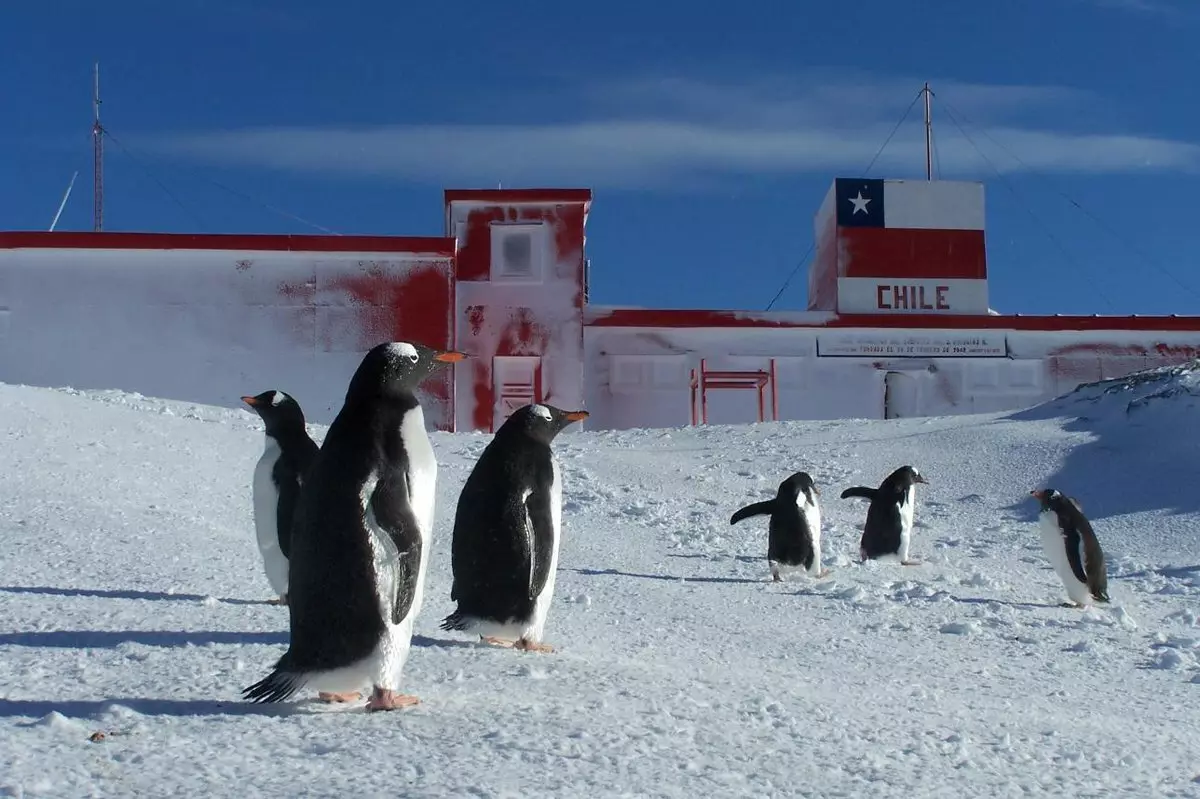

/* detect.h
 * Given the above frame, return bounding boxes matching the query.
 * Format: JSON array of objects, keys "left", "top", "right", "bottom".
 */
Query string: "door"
[
  {"left": 492, "top": 356, "right": 542, "bottom": 431},
  {"left": 884, "top": 371, "right": 920, "bottom": 419}
]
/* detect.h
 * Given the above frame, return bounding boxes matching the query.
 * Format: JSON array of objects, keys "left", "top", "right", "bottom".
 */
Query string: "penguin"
[
  {"left": 440, "top": 403, "right": 589, "bottom": 653},
  {"left": 243, "top": 340, "right": 465, "bottom": 711},
  {"left": 841, "top": 465, "right": 928, "bottom": 565},
  {"left": 241, "top": 390, "right": 319, "bottom": 606},
  {"left": 1030, "top": 488, "right": 1109, "bottom": 607},
  {"left": 729, "top": 471, "right": 826, "bottom": 581}
]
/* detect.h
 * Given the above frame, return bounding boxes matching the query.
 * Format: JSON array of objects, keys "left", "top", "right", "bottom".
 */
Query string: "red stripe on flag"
[{"left": 839, "top": 227, "right": 986, "bottom": 280}]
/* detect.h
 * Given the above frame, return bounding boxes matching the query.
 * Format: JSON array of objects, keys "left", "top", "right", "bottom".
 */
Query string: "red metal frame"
[{"left": 689, "top": 358, "right": 779, "bottom": 425}]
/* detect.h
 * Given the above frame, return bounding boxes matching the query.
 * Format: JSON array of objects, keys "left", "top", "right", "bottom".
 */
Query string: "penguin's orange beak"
[
  {"left": 1030, "top": 489, "right": 1044, "bottom": 500},
  {"left": 241, "top": 395, "right": 260, "bottom": 407},
  {"left": 565, "top": 410, "right": 590, "bottom": 422},
  {"left": 434, "top": 350, "right": 467, "bottom": 363}
]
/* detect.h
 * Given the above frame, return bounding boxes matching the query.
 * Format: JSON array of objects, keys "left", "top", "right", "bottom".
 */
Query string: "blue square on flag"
[{"left": 835, "top": 178, "right": 884, "bottom": 228}]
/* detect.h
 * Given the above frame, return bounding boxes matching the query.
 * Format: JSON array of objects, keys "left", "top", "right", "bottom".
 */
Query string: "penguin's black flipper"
[
  {"left": 730, "top": 500, "right": 776, "bottom": 525},
  {"left": 840, "top": 486, "right": 878, "bottom": 501},
  {"left": 274, "top": 464, "right": 301, "bottom": 560},
  {"left": 368, "top": 471, "right": 422, "bottom": 625}
]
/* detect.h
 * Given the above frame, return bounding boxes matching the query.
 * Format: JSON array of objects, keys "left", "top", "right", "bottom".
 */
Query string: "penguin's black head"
[
  {"left": 892, "top": 465, "right": 928, "bottom": 489},
  {"left": 780, "top": 471, "right": 820, "bottom": 504},
  {"left": 1031, "top": 488, "right": 1060, "bottom": 511},
  {"left": 346, "top": 340, "right": 466, "bottom": 401},
  {"left": 501, "top": 403, "right": 589, "bottom": 444},
  {"left": 241, "top": 390, "right": 306, "bottom": 436}
]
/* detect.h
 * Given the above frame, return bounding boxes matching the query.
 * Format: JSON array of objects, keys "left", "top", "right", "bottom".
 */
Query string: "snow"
[{"left": 2, "top": 367, "right": 1199, "bottom": 797}]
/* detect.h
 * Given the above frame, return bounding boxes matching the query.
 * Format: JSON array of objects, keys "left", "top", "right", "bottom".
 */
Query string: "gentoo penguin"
[
  {"left": 440, "top": 403, "right": 589, "bottom": 653},
  {"left": 241, "top": 390, "right": 319, "bottom": 606},
  {"left": 1031, "top": 488, "right": 1109, "bottom": 607},
  {"left": 729, "top": 471, "right": 826, "bottom": 581},
  {"left": 841, "top": 465, "right": 928, "bottom": 565},
  {"left": 243, "top": 340, "right": 465, "bottom": 711}
]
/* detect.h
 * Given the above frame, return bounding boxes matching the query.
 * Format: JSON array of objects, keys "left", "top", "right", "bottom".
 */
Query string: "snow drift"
[{"left": 0, "top": 378, "right": 1198, "bottom": 797}]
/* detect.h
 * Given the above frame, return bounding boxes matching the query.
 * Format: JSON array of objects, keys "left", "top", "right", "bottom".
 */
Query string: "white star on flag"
[{"left": 849, "top": 191, "right": 871, "bottom": 215}]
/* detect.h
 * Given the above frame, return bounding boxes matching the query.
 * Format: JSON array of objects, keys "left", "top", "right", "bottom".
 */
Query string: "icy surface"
[{"left": 1, "top": 377, "right": 1199, "bottom": 797}]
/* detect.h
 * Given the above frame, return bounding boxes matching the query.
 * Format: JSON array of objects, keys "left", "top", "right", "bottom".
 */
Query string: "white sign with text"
[{"left": 817, "top": 331, "right": 1007, "bottom": 358}]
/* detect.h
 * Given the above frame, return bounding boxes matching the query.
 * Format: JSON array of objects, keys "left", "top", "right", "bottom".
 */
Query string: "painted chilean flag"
[{"left": 808, "top": 177, "right": 989, "bottom": 315}]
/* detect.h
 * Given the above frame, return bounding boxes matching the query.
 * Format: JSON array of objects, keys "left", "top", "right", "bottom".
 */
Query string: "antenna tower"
[
  {"left": 923, "top": 81, "right": 934, "bottom": 181},
  {"left": 92, "top": 62, "right": 104, "bottom": 231}
]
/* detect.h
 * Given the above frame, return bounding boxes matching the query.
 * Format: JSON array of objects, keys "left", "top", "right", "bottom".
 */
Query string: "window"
[{"left": 490, "top": 223, "right": 545, "bottom": 281}]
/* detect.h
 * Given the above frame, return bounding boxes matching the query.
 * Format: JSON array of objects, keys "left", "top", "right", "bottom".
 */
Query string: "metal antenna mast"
[
  {"left": 92, "top": 61, "right": 104, "bottom": 231},
  {"left": 923, "top": 81, "right": 934, "bottom": 181}
]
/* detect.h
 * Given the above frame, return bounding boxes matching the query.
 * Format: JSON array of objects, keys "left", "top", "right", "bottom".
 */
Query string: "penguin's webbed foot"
[
  {"left": 901, "top": 559, "right": 922, "bottom": 566},
  {"left": 815, "top": 568, "right": 831, "bottom": 578},
  {"left": 317, "top": 691, "right": 362, "bottom": 703},
  {"left": 514, "top": 638, "right": 555, "bottom": 653},
  {"left": 266, "top": 594, "right": 288, "bottom": 606},
  {"left": 481, "top": 636, "right": 516, "bottom": 648},
  {"left": 366, "top": 687, "right": 420, "bottom": 711}
]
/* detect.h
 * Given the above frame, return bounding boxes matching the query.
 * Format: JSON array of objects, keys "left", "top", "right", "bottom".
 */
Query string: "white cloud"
[{"left": 139, "top": 73, "right": 1200, "bottom": 190}]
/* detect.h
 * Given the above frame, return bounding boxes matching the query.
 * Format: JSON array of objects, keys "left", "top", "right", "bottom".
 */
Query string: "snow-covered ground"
[{"left": 2, "top": 367, "right": 1199, "bottom": 798}]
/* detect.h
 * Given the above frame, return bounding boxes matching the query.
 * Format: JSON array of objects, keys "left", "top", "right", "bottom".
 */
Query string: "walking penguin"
[
  {"left": 841, "top": 465, "right": 928, "bottom": 565},
  {"left": 729, "top": 471, "right": 826, "bottom": 580},
  {"left": 1031, "top": 488, "right": 1109, "bottom": 607},
  {"left": 243, "top": 340, "right": 465, "bottom": 710},
  {"left": 441, "top": 403, "right": 589, "bottom": 653},
  {"left": 242, "top": 390, "right": 319, "bottom": 606}
]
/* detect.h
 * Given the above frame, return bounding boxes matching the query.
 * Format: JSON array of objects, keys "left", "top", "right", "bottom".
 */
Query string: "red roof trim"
[
  {"left": 0, "top": 231, "right": 457, "bottom": 256},
  {"left": 443, "top": 188, "right": 593, "bottom": 205},
  {"left": 583, "top": 308, "right": 1200, "bottom": 333}
]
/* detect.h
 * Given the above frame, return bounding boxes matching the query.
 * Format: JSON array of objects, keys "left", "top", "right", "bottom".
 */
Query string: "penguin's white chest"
[
  {"left": 898, "top": 486, "right": 915, "bottom": 561},
  {"left": 1038, "top": 510, "right": 1092, "bottom": 604},
  {"left": 251, "top": 436, "right": 289, "bottom": 597},
  {"left": 525, "top": 457, "right": 563, "bottom": 642},
  {"left": 798, "top": 494, "right": 822, "bottom": 574}
]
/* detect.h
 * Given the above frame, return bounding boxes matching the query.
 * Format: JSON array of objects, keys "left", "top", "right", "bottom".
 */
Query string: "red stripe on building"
[
  {"left": 0, "top": 231, "right": 458, "bottom": 256},
  {"left": 583, "top": 307, "right": 1200, "bottom": 332},
  {"left": 839, "top": 227, "right": 987, "bottom": 280}
]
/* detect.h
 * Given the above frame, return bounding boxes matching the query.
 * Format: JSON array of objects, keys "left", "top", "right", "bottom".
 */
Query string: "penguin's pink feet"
[
  {"left": 480, "top": 636, "right": 515, "bottom": 648},
  {"left": 317, "top": 691, "right": 362, "bottom": 703},
  {"left": 514, "top": 638, "right": 554, "bottom": 653},
  {"left": 815, "top": 568, "right": 831, "bottom": 578},
  {"left": 266, "top": 594, "right": 288, "bottom": 606},
  {"left": 901, "top": 559, "right": 922, "bottom": 566},
  {"left": 366, "top": 687, "right": 420, "bottom": 711}
]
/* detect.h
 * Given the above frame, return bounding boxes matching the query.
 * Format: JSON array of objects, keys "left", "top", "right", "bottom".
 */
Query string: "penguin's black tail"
[
  {"left": 243, "top": 668, "right": 307, "bottom": 704},
  {"left": 730, "top": 500, "right": 776, "bottom": 525},
  {"left": 840, "top": 486, "right": 878, "bottom": 501},
  {"left": 440, "top": 610, "right": 468, "bottom": 632}
]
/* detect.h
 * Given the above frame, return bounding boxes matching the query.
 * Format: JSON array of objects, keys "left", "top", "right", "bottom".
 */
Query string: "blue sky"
[{"left": 3, "top": 0, "right": 1200, "bottom": 316}]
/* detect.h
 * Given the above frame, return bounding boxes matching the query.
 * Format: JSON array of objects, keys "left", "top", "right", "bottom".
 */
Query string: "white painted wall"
[
  {"left": 583, "top": 323, "right": 1200, "bottom": 430},
  {"left": 0, "top": 247, "right": 456, "bottom": 426}
]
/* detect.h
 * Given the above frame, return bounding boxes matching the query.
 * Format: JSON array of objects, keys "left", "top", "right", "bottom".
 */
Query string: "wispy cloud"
[
  {"left": 138, "top": 73, "right": 1200, "bottom": 190},
  {"left": 1068, "top": 0, "right": 1197, "bottom": 20}
]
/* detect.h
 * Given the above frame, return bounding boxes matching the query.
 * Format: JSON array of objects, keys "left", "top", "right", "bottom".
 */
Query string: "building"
[{"left": 2, "top": 181, "right": 1198, "bottom": 432}]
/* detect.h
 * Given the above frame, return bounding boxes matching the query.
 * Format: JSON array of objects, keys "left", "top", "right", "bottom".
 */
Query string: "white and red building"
[{"left": 2, "top": 181, "right": 1198, "bottom": 431}]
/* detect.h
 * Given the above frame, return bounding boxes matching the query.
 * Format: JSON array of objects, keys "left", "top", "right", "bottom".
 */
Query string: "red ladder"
[{"left": 689, "top": 358, "right": 779, "bottom": 425}]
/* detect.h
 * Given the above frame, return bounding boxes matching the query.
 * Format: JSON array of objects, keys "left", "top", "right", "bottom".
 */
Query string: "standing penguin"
[
  {"left": 1030, "top": 488, "right": 1109, "bottom": 607},
  {"left": 242, "top": 390, "right": 319, "bottom": 606},
  {"left": 441, "top": 403, "right": 589, "bottom": 653},
  {"left": 729, "top": 471, "right": 826, "bottom": 581},
  {"left": 243, "top": 340, "right": 465, "bottom": 711},
  {"left": 841, "top": 465, "right": 928, "bottom": 565}
]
